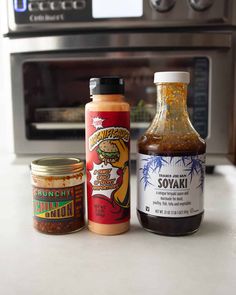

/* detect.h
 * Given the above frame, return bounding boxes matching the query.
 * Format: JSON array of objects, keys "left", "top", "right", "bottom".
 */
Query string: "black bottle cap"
[{"left": 89, "top": 77, "right": 124, "bottom": 95}]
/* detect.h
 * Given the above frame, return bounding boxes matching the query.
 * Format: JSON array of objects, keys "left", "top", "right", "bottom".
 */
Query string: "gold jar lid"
[{"left": 31, "top": 157, "right": 84, "bottom": 176}]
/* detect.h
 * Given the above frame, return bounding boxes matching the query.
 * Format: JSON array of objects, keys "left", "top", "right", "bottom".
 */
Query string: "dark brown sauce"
[
  {"left": 138, "top": 133, "right": 206, "bottom": 156},
  {"left": 137, "top": 211, "right": 204, "bottom": 236},
  {"left": 137, "top": 133, "right": 206, "bottom": 236}
]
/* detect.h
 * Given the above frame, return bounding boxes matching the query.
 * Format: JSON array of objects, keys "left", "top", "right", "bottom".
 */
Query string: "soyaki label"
[
  {"left": 137, "top": 154, "right": 205, "bottom": 218},
  {"left": 86, "top": 111, "right": 130, "bottom": 224}
]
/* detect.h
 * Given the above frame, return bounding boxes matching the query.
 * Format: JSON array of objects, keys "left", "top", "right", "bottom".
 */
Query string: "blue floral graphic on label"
[{"left": 137, "top": 154, "right": 205, "bottom": 218}]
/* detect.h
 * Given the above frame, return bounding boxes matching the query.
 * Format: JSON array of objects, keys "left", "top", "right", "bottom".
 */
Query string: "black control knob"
[
  {"left": 61, "top": 1, "right": 73, "bottom": 10},
  {"left": 28, "top": 2, "right": 40, "bottom": 11},
  {"left": 150, "top": 0, "right": 176, "bottom": 12},
  {"left": 39, "top": 1, "right": 51, "bottom": 11},
  {"left": 189, "top": 0, "right": 214, "bottom": 11},
  {"left": 51, "top": 1, "right": 62, "bottom": 11}
]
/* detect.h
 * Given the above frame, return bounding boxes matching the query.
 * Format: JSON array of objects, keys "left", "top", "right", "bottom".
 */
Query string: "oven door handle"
[{"left": 8, "top": 32, "right": 232, "bottom": 53}]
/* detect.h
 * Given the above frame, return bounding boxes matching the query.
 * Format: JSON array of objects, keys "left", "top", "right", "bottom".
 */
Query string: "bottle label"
[
  {"left": 86, "top": 111, "right": 130, "bottom": 224},
  {"left": 137, "top": 153, "right": 205, "bottom": 218},
  {"left": 33, "top": 185, "right": 84, "bottom": 221}
]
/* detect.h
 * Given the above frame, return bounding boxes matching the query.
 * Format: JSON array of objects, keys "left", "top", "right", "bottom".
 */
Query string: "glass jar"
[
  {"left": 137, "top": 72, "right": 206, "bottom": 236},
  {"left": 31, "top": 157, "right": 85, "bottom": 234}
]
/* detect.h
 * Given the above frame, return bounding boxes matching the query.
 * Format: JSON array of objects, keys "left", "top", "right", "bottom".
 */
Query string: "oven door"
[{"left": 9, "top": 32, "right": 234, "bottom": 164}]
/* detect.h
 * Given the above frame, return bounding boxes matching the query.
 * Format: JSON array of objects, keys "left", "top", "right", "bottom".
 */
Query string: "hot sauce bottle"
[
  {"left": 86, "top": 77, "right": 130, "bottom": 235},
  {"left": 137, "top": 72, "right": 206, "bottom": 236}
]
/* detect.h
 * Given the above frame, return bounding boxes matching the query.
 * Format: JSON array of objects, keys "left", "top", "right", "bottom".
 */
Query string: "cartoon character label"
[
  {"left": 137, "top": 154, "right": 205, "bottom": 218},
  {"left": 86, "top": 111, "right": 130, "bottom": 224}
]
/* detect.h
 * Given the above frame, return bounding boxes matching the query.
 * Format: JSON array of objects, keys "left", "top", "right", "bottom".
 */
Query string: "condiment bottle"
[
  {"left": 86, "top": 77, "right": 130, "bottom": 235},
  {"left": 137, "top": 72, "right": 206, "bottom": 236},
  {"left": 31, "top": 157, "right": 85, "bottom": 234}
]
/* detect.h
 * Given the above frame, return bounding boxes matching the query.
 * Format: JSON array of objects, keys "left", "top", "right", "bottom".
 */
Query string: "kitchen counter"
[{"left": 0, "top": 155, "right": 236, "bottom": 295}]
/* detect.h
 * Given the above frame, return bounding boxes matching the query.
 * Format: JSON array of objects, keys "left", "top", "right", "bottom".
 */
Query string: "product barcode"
[{"left": 155, "top": 210, "right": 189, "bottom": 215}]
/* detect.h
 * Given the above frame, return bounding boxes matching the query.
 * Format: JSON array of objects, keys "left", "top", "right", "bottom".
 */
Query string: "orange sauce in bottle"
[
  {"left": 86, "top": 77, "right": 130, "bottom": 235},
  {"left": 137, "top": 72, "right": 206, "bottom": 236}
]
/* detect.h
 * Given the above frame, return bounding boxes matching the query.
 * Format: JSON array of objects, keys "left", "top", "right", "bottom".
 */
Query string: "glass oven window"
[{"left": 23, "top": 56, "right": 209, "bottom": 140}]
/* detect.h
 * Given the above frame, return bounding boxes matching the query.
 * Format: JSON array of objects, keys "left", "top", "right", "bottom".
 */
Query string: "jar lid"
[
  {"left": 90, "top": 77, "right": 124, "bottom": 95},
  {"left": 31, "top": 157, "right": 84, "bottom": 176},
  {"left": 154, "top": 71, "right": 190, "bottom": 84}
]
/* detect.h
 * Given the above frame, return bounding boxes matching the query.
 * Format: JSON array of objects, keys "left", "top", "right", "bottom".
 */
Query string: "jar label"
[
  {"left": 137, "top": 154, "right": 205, "bottom": 218},
  {"left": 86, "top": 111, "right": 130, "bottom": 224},
  {"left": 33, "top": 185, "right": 84, "bottom": 221}
]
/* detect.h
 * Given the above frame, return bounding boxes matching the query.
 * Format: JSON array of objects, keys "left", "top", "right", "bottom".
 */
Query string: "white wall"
[
  {"left": 0, "top": 15, "right": 14, "bottom": 155},
  {"left": 0, "top": 35, "right": 6, "bottom": 153}
]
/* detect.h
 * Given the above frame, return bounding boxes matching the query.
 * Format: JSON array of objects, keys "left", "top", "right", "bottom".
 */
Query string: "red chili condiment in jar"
[{"left": 31, "top": 157, "right": 85, "bottom": 234}]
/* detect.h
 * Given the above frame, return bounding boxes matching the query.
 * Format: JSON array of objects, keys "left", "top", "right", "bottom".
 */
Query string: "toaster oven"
[{"left": 4, "top": 0, "right": 236, "bottom": 164}]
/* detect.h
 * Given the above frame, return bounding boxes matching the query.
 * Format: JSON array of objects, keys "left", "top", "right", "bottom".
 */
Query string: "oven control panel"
[
  {"left": 13, "top": 0, "right": 91, "bottom": 24},
  {"left": 15, "top": 0, "right": 87, "bottom": 12},
  {"left": 8, "top": 0, "right": 233, "bottom": 33}
]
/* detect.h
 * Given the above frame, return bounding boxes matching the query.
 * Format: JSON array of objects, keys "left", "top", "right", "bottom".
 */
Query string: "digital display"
[
  {"left": 92, "top": 0, "right": 143, "bottom": 19},
  {"left": 14, "top": 0, "right": 27, "bottom": 12}
]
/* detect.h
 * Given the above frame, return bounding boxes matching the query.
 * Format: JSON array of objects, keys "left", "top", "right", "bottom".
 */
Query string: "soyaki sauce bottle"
[
  {"left": 137, "top": 72, "right": 206, "bottom": 236},
  {"left": 86, "top": 77, "right": 130, "bottom": 235}
]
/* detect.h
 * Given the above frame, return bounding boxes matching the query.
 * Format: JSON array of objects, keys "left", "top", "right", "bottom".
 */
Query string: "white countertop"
[{"left": 0, "top": 156, "right": 236, "bottom": 295}]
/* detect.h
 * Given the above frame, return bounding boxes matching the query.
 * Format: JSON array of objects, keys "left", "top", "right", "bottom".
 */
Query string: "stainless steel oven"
[{"left": 4, "top": 0, "right": 236, "bottom": 164}]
